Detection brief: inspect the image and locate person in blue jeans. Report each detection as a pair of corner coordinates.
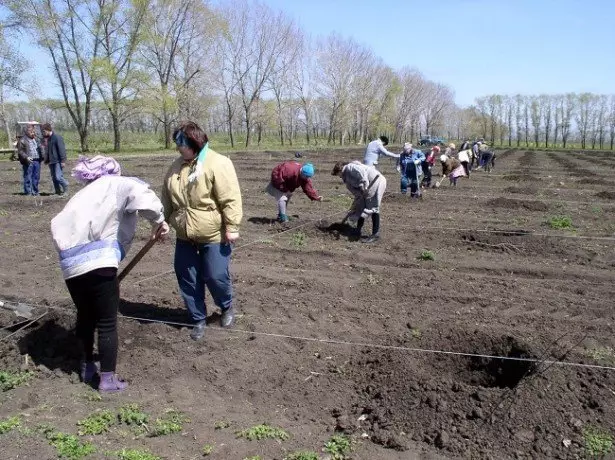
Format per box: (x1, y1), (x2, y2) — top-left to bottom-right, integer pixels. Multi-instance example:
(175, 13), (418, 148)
(397, 143), (425, 197)
(42, 123), (69, 196)
(161, 121), (243, 341)
(16, 126), (42, 195)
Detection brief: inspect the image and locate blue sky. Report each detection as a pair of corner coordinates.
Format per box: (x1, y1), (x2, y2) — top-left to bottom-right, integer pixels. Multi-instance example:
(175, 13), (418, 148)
(9, 0), (615, 106)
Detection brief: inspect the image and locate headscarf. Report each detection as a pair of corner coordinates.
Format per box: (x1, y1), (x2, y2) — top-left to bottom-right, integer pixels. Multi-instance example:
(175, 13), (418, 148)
(403, 142), (413, 153)
(72, 155), (121, 183)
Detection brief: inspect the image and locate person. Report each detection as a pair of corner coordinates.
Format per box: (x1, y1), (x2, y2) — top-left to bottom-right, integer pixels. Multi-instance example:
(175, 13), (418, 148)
(397, 143), (425, 197)
(42, 123), (69, 196)
(16, 125), (42, 196)
(363, 135), (399, 167)
(471, 140), (481, 169)
(444, 142), (455, 158)
(421, 145), (438, 188)
(458, 147), (471, 177)
(266, 161), (322, 222)
(161, 121), (242, 341)
(477, 143), (496, 171)
(50, 155), (169, 393)
(458, 139), (471, 152)
(332, 161), (386, 244)
(439, 154), (466, 186)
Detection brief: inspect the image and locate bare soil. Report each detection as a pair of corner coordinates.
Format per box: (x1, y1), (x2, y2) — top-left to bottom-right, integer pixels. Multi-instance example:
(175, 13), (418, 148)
(1, 149), (615, 459)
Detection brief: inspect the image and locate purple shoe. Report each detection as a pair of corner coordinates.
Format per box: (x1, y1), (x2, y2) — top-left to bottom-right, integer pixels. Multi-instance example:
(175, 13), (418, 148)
(80, 361), (98, 383)
(98, 372), (128, 393)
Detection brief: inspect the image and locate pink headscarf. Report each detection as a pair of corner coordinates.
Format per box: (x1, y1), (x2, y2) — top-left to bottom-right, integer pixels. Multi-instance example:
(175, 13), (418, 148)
(72, 155), (121, 183)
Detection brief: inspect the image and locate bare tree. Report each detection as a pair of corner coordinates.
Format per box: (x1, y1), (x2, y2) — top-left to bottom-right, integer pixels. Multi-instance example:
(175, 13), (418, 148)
(392, 68), (427, 142)
(0, 27), (27, 145)
(290, 34), (316, 145)
(576, 93), (596, 149)
(530, 96), (542, 147)
(609, 95), (615, 150)
(560, 93), (576, 148)
(540, 94), (552, 148)
(514, 94), (524, 147)
(503, 95), (514, 146)
(422, 82), (454, 139)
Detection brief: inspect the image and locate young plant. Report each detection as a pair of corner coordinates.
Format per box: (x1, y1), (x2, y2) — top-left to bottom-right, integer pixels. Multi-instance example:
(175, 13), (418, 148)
(202, 444), (214, 456)
(0, 370), (33, 391)
(0, 416), (20, 434)
(583, 425), (613, 457)
(118, 404), (149, 428)
(291, 231), (307, 248)
(77, 409), (115, 435)
(418, 250), (435, 261)
(237, 424), (290, 441)
(547, 215), (573, 229)
(46, 431), (96, 459)
(116, 448), (161, 460)
(149, 410), (187, 437)
(284, 451), (319, 460)
(214, 420), (231, 430)
(324, 434), (352, 459)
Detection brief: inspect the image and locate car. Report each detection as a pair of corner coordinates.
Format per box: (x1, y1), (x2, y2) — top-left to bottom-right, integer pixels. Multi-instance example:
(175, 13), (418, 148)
(418, 136), (446, 146)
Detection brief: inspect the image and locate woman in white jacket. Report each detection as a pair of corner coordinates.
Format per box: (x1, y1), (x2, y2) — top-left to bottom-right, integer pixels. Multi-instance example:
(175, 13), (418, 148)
(50, 156), (169, 393)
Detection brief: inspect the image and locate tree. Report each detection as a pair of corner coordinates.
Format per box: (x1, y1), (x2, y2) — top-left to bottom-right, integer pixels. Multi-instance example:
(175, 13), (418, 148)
(530, 96), (542, 147)
(609, 95), (615, 150)
(503, 96), (514, 147)
(0, 27), (27, 146)
(392, 68), (427, 142)
(514, 94), (524, 147)
(560, 93), (576, 148)
(540, 94), (552, 148)
(422, 82), (454, 138)
(576, 93), (596, 149)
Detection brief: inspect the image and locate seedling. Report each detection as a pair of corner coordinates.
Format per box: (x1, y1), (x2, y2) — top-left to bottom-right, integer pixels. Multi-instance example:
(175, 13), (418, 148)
(116, 448), (161, 460)
(243, 456), (262, 460)
(149, 409), (187, 437)
(0, 209), (8, 217)
(324, 434), (352, 459)
(547, 215), (573, 229)
(118, 404), (149, 428)
(583, 425), (613, 457)
(46, 431), (96, 459)
(81, 391), (102, 402)
(202, 444), (214, 456)
(237, 424), (290, 441)
(0, 416), (20, 434)
(77, 409), (115, 435)
(418, 250), (435, 261)
(284, 451), (319, 460)
(214, 420), (231, 430)
(0, 370), (33, 391)
(364, 273), (381, 285)
(291, 231), (307, 248)
(410, 328), (422, 339)
(586, 347), (615, 365)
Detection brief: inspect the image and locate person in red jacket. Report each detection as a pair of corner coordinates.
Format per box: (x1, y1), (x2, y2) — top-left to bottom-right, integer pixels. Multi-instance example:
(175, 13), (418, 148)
(266, 161), (322, 222)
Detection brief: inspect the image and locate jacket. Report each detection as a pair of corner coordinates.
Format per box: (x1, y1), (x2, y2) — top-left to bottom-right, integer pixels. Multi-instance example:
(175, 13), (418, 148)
(45, 132), (67, 164)
(442, 158), (461, 176)
(363, 139), (399, 166)
(398, 149), (426, 177)
(162, 149), (242, 244)
(458, 149), (470, 163)
(17, 136), (41, 165)
(271, 161), (319, 200)
(342, 161), (383, 198)
(50, 175), (165, 280)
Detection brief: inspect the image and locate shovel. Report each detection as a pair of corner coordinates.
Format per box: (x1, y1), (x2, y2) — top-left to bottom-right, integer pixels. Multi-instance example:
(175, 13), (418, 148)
(118, 237), (158, 283)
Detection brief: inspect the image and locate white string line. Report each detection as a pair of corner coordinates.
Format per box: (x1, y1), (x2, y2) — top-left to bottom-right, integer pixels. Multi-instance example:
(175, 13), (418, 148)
(129, 209), (348, 286)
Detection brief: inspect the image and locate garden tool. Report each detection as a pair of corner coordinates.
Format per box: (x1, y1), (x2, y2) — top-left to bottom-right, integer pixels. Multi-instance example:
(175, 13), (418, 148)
(118, 237), (157, 283)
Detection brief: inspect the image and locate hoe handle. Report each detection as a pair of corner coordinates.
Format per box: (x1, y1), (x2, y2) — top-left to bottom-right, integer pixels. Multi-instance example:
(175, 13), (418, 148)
(118, 238), (157, 284)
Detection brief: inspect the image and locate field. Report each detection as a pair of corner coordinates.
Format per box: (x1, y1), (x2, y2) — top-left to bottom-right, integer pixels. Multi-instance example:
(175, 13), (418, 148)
(1, 148), (615, 459)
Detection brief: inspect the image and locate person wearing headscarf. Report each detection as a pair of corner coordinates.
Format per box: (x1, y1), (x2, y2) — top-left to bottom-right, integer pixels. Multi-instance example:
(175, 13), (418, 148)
(396, 142), (425, 197)
(439, 154), (466, 186)
(161, 122), (242, 341)
(363, 135), (399, 167)
(332, 161), (386, 244)
(50, 156), (169, 393)
(266, 161), (322, 222)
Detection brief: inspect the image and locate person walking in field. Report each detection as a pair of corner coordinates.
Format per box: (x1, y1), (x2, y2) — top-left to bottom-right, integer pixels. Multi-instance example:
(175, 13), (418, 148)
(266, 161), (322, 223)
(51, 156), (169, 393)
(397, 142), (425, 197)
(17, 125), (42, 196)
(42, 123), (69, 196)
(332, 161), (387, 244)
(162, 122), (243, 341)
(363, 135), (399, 167)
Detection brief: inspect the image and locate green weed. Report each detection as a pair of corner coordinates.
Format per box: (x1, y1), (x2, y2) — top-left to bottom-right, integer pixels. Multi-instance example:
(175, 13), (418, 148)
(410, 328), (422, 339)
(364, 273), (381, 285)
(77, 409), (115, 435)
(418, 250), (435, 261)
(547, 215), (573, 229)
(583, 425), (613, 458)
(243, 457), (262, 460)
(0, 370), (33, 391)
(116, 448), (161, 460)
(237, 424), (290, 441)
(81, 391), (102, 402)
(202, 444), (214, 456)
(0, 416), (20, 434)
(327, 195), (353, 208)
(46, 431), (96, 459)
(0, 209), (8, 217)
(149, 409), (187, 437)
(592, 206), (603, 214)
(586, 347), (615, 365)
(284, 451), (319, 460)
(324, 434), (352, 459)
(214, 420), (231, 430)
(118, 404), (149, 428)
(291, 231), (307, 248)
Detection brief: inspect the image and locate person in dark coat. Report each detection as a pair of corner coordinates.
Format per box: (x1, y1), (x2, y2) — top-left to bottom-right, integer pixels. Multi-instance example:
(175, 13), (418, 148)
(42, 123), (69, 196)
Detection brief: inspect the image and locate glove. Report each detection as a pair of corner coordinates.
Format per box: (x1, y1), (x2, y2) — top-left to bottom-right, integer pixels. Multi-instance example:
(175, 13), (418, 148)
(396, 166), (401, 173)
(316, 196), (323, 202)
(414, 159), (421, 165)
(151, 221), (170, 240)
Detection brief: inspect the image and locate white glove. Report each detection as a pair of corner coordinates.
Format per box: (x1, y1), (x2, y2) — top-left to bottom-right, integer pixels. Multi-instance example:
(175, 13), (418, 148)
(414, 159), (421, 165)
(396, 166), (401, 173)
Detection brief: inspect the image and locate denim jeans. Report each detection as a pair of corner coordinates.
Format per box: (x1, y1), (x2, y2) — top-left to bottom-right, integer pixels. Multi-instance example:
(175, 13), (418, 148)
(174, 239), (233, 322)
(22, 160), (41, 195)
(49, 163), (69, 194)
(400, 162), (421, 196)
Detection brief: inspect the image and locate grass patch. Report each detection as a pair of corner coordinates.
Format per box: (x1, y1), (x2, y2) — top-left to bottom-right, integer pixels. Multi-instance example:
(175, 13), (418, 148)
(364, 273), (381, 285)
(214, 420), (231, 430)
(0, 209), (8, 217)
(324, 434), (352, 459)
(0, 416), (20, 434)
(290, 231), (307, 248)
(327, 195), (353, 208)
(547, 215), (573, 229)
(149, 410), (187, 437)
(116, 448), (161, 460)
(418, 250), (435, 261)
(118, 404), (149, 428)
(410, 328), (422, 339)
(592, 206), (603, 214)
(583, 425), (613, 458)
(586, 346), (615, 365)
(81, 391), (102, 402)
(237, 424), (290, 441)
(0, 370), (33, 391)
(202, 444), (214, 456)
(284, 451), (319, 460)
(77, 409), (115, 435)
(44, 430), (96, 459)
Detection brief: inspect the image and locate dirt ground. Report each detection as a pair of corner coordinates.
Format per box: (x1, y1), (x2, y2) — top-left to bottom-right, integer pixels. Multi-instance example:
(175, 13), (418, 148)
(1, 148), (615, 459)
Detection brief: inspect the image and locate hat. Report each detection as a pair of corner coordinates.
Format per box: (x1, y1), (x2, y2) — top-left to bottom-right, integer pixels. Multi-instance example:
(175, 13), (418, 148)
(439, 154), (448, 163)
(300, 163), (315, 178)
(72, 155), (121, 183)
(432, 145), (441, 153)
(449, 143), (456, 149)
(403, 142), (412, 153)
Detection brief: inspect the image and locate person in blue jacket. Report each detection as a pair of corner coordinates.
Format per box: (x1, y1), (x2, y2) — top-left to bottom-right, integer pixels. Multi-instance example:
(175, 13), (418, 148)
(397, 143), (425, 197)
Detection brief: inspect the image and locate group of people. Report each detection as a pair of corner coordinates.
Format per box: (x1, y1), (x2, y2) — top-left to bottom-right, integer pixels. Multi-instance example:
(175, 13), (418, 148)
(16, 123), (69, 196)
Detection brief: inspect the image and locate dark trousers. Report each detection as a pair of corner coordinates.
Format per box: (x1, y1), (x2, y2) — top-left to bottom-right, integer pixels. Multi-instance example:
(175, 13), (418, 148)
(66, 268), (119, 372)
(22, 160), (41, 195)
(49, 163), (69, 194)
(422, 163), (433, 187)
(461, 161), (470, 177)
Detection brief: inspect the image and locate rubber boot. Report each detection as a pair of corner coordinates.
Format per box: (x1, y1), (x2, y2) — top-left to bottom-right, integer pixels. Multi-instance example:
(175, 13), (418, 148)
(220, 306), (235, 328)
(80, 361), (98, 383)
(352, 217), (365, 238)
(363, 214), (381, 244)
(278, 213), (289, 223)
(98, 372), (128, 393)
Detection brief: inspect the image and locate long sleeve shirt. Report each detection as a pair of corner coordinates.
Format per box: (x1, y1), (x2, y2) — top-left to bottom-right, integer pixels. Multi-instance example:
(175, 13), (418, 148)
(270, 161), (319, 200)
(363, 139), (399, 166)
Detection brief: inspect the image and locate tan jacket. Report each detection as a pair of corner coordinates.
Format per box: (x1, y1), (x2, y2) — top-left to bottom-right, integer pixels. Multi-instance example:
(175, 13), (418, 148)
(161, 149), (242, 243)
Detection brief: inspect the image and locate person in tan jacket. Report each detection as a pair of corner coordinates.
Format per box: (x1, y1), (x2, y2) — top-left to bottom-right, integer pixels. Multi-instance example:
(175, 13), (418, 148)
(161, 121), (243, 341)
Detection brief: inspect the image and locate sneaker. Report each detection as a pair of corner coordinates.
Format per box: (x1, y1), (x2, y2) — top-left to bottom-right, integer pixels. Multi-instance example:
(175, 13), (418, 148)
(190, 320), (206, 341)
(98, 372), (128, 393)
(220, 307), (235, 328)
(362, 234), (380, 244)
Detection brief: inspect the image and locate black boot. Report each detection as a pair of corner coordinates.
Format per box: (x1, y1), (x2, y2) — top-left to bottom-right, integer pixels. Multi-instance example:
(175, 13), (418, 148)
(352, 217), (365, 237)
(363, 214), (381, 244)
(220, 307), (235, 328)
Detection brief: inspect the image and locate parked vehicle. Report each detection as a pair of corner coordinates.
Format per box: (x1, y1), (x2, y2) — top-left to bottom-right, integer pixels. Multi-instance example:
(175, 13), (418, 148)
(418, 136), (446, 146)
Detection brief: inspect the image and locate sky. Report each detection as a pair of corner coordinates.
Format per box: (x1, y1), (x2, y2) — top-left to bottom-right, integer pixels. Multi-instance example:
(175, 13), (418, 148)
(7, 0), (615, 106)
